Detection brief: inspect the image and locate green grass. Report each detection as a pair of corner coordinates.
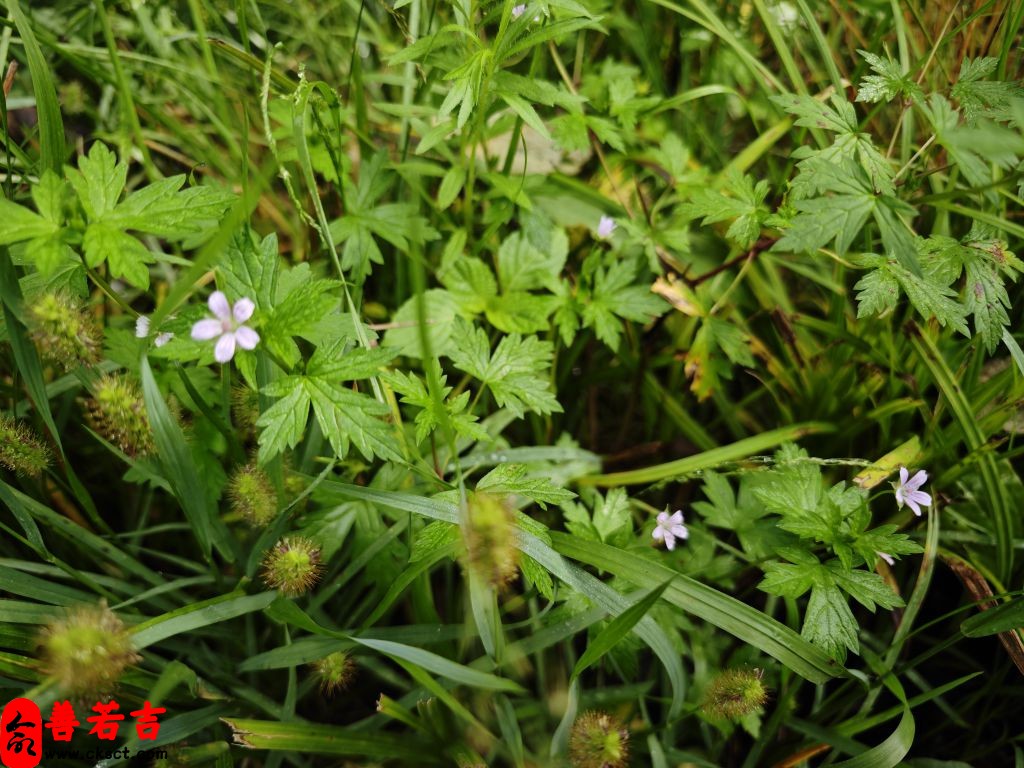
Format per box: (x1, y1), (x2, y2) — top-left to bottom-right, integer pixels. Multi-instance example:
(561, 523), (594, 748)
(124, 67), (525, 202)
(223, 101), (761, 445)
(1, 0), (1023, 766)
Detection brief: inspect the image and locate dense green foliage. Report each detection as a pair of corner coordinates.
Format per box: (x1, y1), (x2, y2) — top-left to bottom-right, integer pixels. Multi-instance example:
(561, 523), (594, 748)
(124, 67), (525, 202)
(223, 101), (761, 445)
(1, 0), (1022, 766)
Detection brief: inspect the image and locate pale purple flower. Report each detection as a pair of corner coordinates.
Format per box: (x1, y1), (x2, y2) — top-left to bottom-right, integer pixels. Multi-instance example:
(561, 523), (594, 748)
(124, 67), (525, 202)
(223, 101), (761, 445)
(136, 314), (174, 348)
(877, 551), (895, 566)
(511, 3), (539, 20)
(652, 509), (688, 551)
(892, 466), (931, 516)
(596, 215), (617, 240)
(191, 291), (259, 363)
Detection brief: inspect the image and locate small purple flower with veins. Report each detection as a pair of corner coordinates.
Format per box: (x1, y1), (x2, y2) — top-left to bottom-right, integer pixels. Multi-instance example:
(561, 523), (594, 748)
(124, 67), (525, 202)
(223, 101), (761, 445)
(596, 215), (617, 240)
(511, 3), (527, 18)
(892, 466), (931, 516)
(191, 291), (260, 364)
(652, 509), (688, 551)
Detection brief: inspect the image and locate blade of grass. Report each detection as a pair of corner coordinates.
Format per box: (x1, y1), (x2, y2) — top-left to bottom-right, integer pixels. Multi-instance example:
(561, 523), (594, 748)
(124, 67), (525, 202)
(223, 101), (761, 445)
(318, 480), (688, 717)
(550, 532), (842, 683)
(5, 0), (64, 172)
(141, 355), (234, 562)
(223, 718), (440, 761)
(909, 323), (1013, 580)
(130, 591), (277, 649)
(572, 581), (671, 679)
(578, 421), (835, 486)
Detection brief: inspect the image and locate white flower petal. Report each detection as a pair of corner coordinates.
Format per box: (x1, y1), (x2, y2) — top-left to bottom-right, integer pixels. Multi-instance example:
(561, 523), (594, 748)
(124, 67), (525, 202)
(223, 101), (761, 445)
(235, 325), (260, 350)
(906, 469), (928, 491)
(209, 291), (231, 320)
(910, 490), (931, 508)
(899, 466), (909, 485)
(154, 332), (174, 348)
(878, 552), (895, 566)
(596, 215), (617, 239)
(670, 524), (688, 539)
(663, 533), (676, 551)
(906, 497), (923, 516)
(652, 527), (665, 541)
(214, 332), (237, 363)
(669, 510), (684, 525)
(135, 315), (150, 338)
(191, 319), (223, 341)
(656, 511), (669, 525)
(233, 297), (255, 323)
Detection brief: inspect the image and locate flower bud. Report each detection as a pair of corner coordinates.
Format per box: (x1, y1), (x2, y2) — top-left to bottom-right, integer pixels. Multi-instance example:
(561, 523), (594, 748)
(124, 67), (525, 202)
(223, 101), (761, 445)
(27, 292), (101, 370)
(0, 415), (50, 476)
(38, 602), (140, 695)
(85, 374), (154, 456)
(312, 651), (356, 695)
(701, 668), (768, 720)
(462, 492), (519, 589)
(261, 537), (322, 597)
(227, 463), (276, 526)
(569, 710), (630, 768)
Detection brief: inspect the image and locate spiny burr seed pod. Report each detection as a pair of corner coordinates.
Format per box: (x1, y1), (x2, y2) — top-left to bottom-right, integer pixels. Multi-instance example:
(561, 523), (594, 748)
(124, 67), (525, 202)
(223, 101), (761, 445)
(231, 383), (261, 434)
(568, 710), (630, 768)
(85, 374), (154, 456)
(312, 651), (356, 695)
(0, 415), (50, 476)
(462, 491), (519, 589)
(227, 463), (277, 526)
(261, 537), (323, 597)
(27, 292), (101, 370)
(700, 668), (768, 720)
(38, 602), (140, 695)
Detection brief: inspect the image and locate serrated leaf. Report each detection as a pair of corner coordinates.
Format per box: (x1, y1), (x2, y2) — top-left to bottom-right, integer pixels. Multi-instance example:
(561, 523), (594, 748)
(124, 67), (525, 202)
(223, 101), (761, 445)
(307, 381), (403, 463)
(449, 320), (561, 417)
(804, 577), (859, 660)
(828, 562), (904, 611)
(476, 463), (576, 508)
(83, 222), (153, 288)
(855, 50), (922, 104)
(582, 260), (666, 351)
(760, 559), (817, 599)
(684, 172), (769, 248)
(256, 382), (311, 464)
(496, 230), (567, 292)
(951, 57), (1024, 124)
(220, 229), (281, 312)
(68, 142), (126, 219)
(410, 521), (461, 563)
(0, 199), (57, 244)
(108, 176), (235, 236)
(385, 289), (464, 358)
